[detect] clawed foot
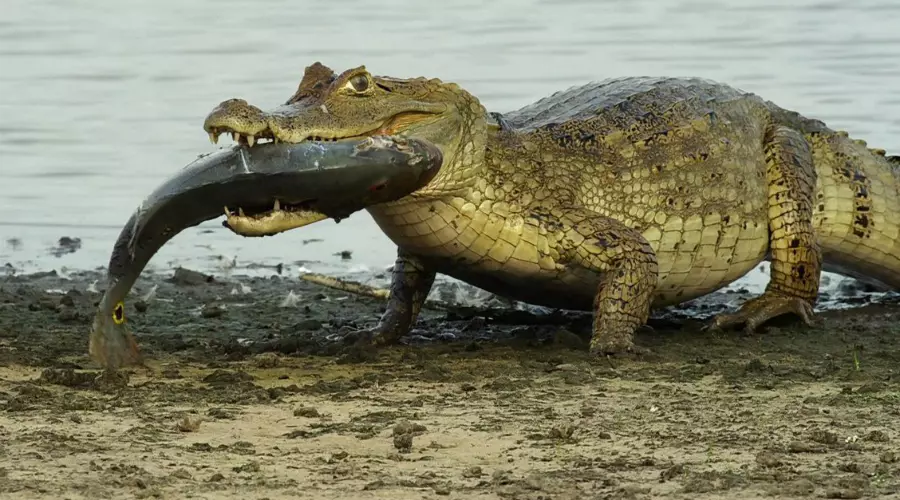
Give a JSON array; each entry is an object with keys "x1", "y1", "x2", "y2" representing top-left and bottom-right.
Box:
[
  {"x1": 330, "y1": 328, "x2": 375, "y2": 346},
  {"x1": 704, "y1": 292, "x2": 815, "y2": 334},
  {"x1": 588, "y1": 334, "x2": 651, "y2": 357},
  {"x1": 329, "y1": 326, "x2": 402, "y2": 347}
]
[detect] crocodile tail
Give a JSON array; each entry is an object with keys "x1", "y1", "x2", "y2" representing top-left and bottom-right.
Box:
[{"x1": 808, "y1": 131, "x2": 900, "y2": 289}]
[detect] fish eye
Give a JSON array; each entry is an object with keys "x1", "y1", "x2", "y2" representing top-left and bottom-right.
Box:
[
  {"x1": 345, "y1": 74, "x2": 370, "y2": 93},
  {"x1": 112, "y1": 302, "x2": 125, "y2": 325}
]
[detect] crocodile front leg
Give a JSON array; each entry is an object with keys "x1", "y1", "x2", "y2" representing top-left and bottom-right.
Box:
[
  {"x1": 369, "y1": 248, "x2": 436, "y2": 345},
  {"x1": 709, "y1": 125, "x2": 822, "y2": 332},
  {"x1": 561, "y1": 212, "x2": 660, "y2": 354}
]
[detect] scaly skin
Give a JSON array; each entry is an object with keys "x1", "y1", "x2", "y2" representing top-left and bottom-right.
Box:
[{"x1": 203, "y1": 62, "x2": 900, "y2": 355}]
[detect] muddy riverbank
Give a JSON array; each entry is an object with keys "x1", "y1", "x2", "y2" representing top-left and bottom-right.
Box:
[{"x1": 1, "y1": 266, "x2": 899, "y2": 499}]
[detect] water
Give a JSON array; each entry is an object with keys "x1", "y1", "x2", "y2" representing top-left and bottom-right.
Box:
[{"x1": 2, "y1": 0, "x2": 899, "y2": 298}]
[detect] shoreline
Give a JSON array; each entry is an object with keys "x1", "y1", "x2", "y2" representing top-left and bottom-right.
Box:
[{"x1": 1, "y1": 264, "x2": 899, "y2": 499}]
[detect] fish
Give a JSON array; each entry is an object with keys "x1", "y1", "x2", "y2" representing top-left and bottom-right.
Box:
[{"x1": 89, "y1": 136, "x2": 442, "y2": 370}]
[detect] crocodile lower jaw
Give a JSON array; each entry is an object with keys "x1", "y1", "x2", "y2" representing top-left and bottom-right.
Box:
[{"x1": 223, "y1": 200, "x2": 326, "y2": 237}]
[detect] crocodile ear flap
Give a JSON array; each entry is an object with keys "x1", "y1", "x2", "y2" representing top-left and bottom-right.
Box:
[{"x1": 286, "y1": 62, "x2": 336, "y2": 105}]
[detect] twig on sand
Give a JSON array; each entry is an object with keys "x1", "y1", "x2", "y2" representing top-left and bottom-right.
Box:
[
  {"x1": 299, "y1": 273, "x2": 391, "y2": 300},
  {"x1": 299, "y1": 273, "x2": 458, "y2": 312}
]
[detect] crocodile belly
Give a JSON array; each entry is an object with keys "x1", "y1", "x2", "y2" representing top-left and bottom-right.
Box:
[
  {"x1": 368, "y1": 199, "x2": 601, "y2": 310},
  {"x1": 644, "y1": 210, "x2": 770, "y2": 306}
]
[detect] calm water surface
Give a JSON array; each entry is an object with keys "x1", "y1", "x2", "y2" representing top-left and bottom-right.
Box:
[{"x1": 2, "y1": 0, "x2": 899, "y2": 295}]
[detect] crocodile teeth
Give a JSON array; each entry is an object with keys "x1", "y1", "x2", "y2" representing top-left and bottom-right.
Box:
[
  {"x1": 238, "y1": 207, "x2": 245, "y2": 217},
  {"x1": 224, "y1": 206, "x2": 230, "y2": 216},
  {"x1": 247, "y1": 135, "x2": 255, "y2": 147},
  {"x1": 232, "y1": 132, "x2": 240, "y2": 143},
  {"x1": 209, "y1": 132, "x2": 218, "y2": 145},
  {"x1": 273, "y1": 199, "x2": 280, "y2": 211}
]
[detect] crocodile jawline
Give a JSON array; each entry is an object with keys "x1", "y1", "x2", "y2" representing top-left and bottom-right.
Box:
[{"x1": 208, "y1": 111, "x2": 435, "y2": 147}]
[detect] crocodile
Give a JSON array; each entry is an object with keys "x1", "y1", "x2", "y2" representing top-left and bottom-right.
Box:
[{"x1": 203, "y1": 62, "x2": 900, "y2": 355}]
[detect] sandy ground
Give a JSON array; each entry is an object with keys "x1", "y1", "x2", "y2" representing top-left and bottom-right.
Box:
[{"x1": 1, "y1": 266, "x2": 899, "y2": 499}]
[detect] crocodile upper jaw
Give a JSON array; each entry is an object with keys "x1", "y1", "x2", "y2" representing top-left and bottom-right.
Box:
[{"x1": 203, "y1": 99, "x2": 441, "y2": 147}]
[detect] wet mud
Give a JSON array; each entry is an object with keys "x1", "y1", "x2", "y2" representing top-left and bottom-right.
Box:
[{"x1": 1, "y1": 267, "x2": 899, "y2": 499}]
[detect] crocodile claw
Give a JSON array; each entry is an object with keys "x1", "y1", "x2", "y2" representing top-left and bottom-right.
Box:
[
  {"x1": 326, "y1": 328, "x2": 375, "y2": 345},
  {"x1": 588, "y1": 338, "x2": 651, "y2": 357},
  {"x1": 706, "y1": 292, "x2": 816, "y2": 335}
]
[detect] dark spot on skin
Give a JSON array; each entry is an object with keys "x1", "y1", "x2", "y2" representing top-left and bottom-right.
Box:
[
  {"x1": 855, "y1": 214, "x2": 870, "y2": 228},
  {"x1": 857, "y1": 206, "x2": 870, "y2": 212},
  {"x1": 790, "y1": 238, "x2": 800, "y2": 248},
  {"x1": 818, "y1": 204, "x2": 825, "y2": 212},
  {"x1": 723, "y1": 215, "x2": 730, "y2": 224},
  {"x1": 856, "y1": 186, "x2": 868, "y2": 198},
  {"x1": 797, "y1": 265, "x2": 806, "y2": 279},
  {"x1": 853, "y1": 229, "x2": 865, "y2": 238}
]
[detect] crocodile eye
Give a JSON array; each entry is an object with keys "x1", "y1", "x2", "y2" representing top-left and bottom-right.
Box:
[{"x1": 348, "y1": 74, "x2": 369, "y2": 93}]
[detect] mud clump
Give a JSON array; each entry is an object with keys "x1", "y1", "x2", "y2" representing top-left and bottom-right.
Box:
[
  {"x1": 202, "y1": 370, "x2": 254, "y2": 385},
  {"x1": 293, "y1": 406, "x2": 320, "y2": 418},
  {"x1": 392, "y1": 419, "x2": 427, "y2": 453},
  {"x1": 39, "y1": 368, "x2": 97, "y2": 389},
  {"x1": 168, "y1": 267, "x2": 214, "y2": 286},
  {"x1": 48, "y1": 236, "x2": 82, "y2": 257}
]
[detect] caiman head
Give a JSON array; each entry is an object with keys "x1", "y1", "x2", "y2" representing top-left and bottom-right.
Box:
[{"x1": 203, "y1": 62, "x2": 488, "y2": 197}]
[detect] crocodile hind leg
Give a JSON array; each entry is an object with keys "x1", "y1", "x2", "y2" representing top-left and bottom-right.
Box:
[
  {"x1": 709, "y1": 125, "x2": 822, "y2": 333},
  {"x1": 562, "y1": 212, "x2": 659, "y2": 354},
  {"x1": 360, "y1": 248, "x2": 436, "y2": 346}
]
